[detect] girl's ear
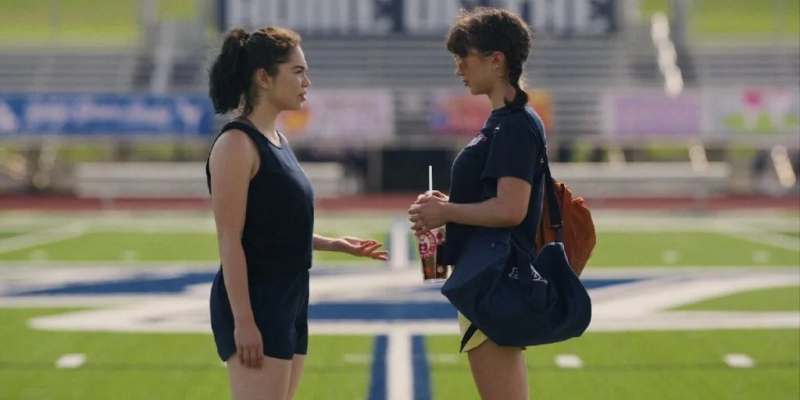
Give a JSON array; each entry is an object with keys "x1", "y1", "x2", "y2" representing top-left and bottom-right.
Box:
[
  {"x1": 256, "y1": 68, "x2": 273, "y2": 90},
  {"x1": 491, "y1": 51, "x2": 507, "y2": 77},
  {"x1": 491, "y1": 51, "x2": 506, "y2": 70}
]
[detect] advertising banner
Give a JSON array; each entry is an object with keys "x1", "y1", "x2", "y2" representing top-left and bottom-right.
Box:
[
  {"x1": 601, "y1": 90, "x2": 702, "y2": 136},
  {"x1": 0, "y1": 93, "x2": 214, "y2": 136},
  {"x1": 702, "y1": 87, "x2": 799, "y2": 136},
  {"x1": 428, "y1": 88, "x2": 553, "y2": 135},
  {"x1": 603, "y1": 88, "x2": 800, "y2": 137},
  {"x1": 277, "y1": 89, "x2": 395, "y2": 141}
]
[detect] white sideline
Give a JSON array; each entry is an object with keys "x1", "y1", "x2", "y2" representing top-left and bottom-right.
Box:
[
  {"x1": 55, "y1": 354, "x2": 86, "y2": 369},
  {"x1": 387, "y1": 329, "x2": 413, "y2": 400},
  {"x1": 724, "y1": 354, "x2": 755, "y2": 368},
  {"x1": 0, "y1": 222, "x2": 88, "y2": 254}
]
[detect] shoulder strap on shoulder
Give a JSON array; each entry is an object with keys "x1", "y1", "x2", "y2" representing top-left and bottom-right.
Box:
[
  {"x1": 511, "y1": 108, "x2": 563, "y2": 241},
  {"x1": 221, "y1": 121, "x2": 262, "y2": 140},
  {"x1": 206, "y1": 120, "x2": 265, "y2": 173}
]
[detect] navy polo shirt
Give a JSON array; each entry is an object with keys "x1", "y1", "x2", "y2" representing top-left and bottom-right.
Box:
[{"x1": 443, "y1": 105, "x2": 546, "y2": 266}]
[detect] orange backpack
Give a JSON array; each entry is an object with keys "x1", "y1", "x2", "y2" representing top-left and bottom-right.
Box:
[
  {"x1": 515, "y1": 108, "x2": 597, "y2": 276},
  {"x1": 534, "y1": 178, "x2": 596, "y2": 276}
]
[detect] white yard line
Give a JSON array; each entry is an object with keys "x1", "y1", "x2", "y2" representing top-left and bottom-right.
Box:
[
  {"x1": 724, "y1": 354, "x2": 755, "y2": 368},
  {"x1": 555, "y1": 354, "x2": 584, "y2": 369},
  {"x1": 28, "y1": 313, "x2": 800, "y2": 335},
  {"x1": 0, "y1": 216, "x2": 387, "y2": 235},
  {"x1": 0, "y1": 260, "x2": 380, "y2": 270},
  {"x1": 309, "y1": 269, "x2": 423, "y2": 303},
  {"x1": 343, "y1": 354, "x2": 371, "y2": 364},
  {"x1": 387, "y1": 329, "x2": 413, "y2": 400},
  {"x1": 0, "y1": 222, "x2": 89, "y2": 254},
  {"x1": 593, "y1": 214, "x2": 800, "y2": 233},
  {"x1": 427, "y1": 354, "x2": 458, "y2": 363},
  {"x1": 593, "y1": 273, "x2": 799, "y2": 315},
  {"x1": 0, "y1": 215, "x2": 216, "y2": 233},
  {"x1": 717, "y1": 228, "x2": 800, "y2": 252},
  {"x1": 588, "y1": 311, "x2": 800, "y2": 332},
  {"x1": 86, "y1": 218, "x2": 215, "y2": 233},
  {"x1": 55, "y1": 354, "x2": 86, "y2": 369},
  {"x1": 13, "y1": 267, "x2": 800, "y2": 334}
]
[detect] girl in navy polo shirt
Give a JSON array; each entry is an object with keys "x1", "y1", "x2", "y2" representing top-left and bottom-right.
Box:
[{"x1": 408, "y1": 8, "x2": 545, "y2": 400}]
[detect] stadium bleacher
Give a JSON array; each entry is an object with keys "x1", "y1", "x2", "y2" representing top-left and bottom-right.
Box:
[{"x1": 0, "y1": 1, "x2": 797, "y2": 199}]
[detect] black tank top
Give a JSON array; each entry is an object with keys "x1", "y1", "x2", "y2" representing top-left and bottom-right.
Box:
[{"x1": 206, "y1": 121, "x2": 315, "y2": 279}]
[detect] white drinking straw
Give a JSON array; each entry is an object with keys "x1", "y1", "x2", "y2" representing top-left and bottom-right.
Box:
[{"x1": 428, "y1": 165, "x2": 433, "y2": 193}]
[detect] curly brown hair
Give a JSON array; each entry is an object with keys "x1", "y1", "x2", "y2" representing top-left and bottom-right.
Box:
[{"x1": 445, "y1": 7, "x2": 532, "y2": 107}]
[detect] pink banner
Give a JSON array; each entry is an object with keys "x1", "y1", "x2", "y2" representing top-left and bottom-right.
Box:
[
  {"x1": 602, "y1": 91, "x2": 702, "y2": 136},
  {"x1": 277, "y1": 89, "x2": 394, "y2": 142},
  {"x1": 429, "y1": 89, "x2": 553, "y2": 135}
]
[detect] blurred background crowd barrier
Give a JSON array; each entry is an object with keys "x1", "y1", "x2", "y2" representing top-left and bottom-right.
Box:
[{"x1": 0, "y1": 0, "x2": 797, "y2": 205}]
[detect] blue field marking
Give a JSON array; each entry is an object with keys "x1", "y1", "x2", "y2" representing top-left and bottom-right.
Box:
[
  {"x1": 367, "y1": 335, "x2": 388, "y2": 400},
  {"x1": 9, "y1": 268, "x2": 350, "y2": 296},
  {"x1": 13, "y1": 272, "x2": 217, "y2": 295},
  {"x1": 9, "y1": 271, "x2": 644, "y2": 322},
  {"x1": 582, "y1": 278, "x2": 642, "y2": 290},
  {"x1": 11, "y1": 269, "x2": 643, "y2": 298},
  {"x1": 308, "y1": 302, "x2": 457, "y2": 320},
  {"x1": 412, "y1": 278, "x2": 642, "y2": 293},
  {"x1": 412, "y1": 336, "x2": 432, "y2": 400}
]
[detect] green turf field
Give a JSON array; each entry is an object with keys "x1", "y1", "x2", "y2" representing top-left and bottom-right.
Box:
[
  {"x1": 0, "y1": 309, "x2": 373, "y2": 400},
  {"x1": 0, "y1": 0, "x2": 197, "y2": 45},
  {"x1": 2, "y1": 309, "x2": 798, "y2": 400},
  {"x1": 0, "y1": 212, "x2": 394, "y2": 263},
  {"x1": 0, "y1": 210, "x2": 797, "y2": 400},
  {"x1": 0, "y1": 212, "x2": 797, "y2": 267},
  {"x1": 428, "y1": 329, "x2": 800, "y2": 400},
  {"x1": 590, "y1": 231, "x2": 799, "y2": 267},
  {"x1": 640, "y1": 0, "x2": 800, "y2": 37},
  {"x1": 0, "y1": 229, "x2": 796, "y2": 266},
  {"x1": 675, "y1": 285, "x2": 800, "y2": 312}
]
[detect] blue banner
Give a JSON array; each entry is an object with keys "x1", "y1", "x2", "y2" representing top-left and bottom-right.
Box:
[{"x1": 0, "y1": 93, "x2": 214, "y2": 136}]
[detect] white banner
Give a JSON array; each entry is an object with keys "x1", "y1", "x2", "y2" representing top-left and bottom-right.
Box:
[
  {"x1": 276, "y1": 89, "x2": 395, "y2": 142},
  {"x1": 702, "y1": 87, "x2": 800, "y2": 136},
  {"x1": 602, "y1": 87, "x2": 800, "y2": 137}
]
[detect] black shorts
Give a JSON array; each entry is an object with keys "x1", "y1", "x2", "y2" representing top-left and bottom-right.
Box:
[{"x1": 209, "y1": 268, "x2": 310, "y2": 361}]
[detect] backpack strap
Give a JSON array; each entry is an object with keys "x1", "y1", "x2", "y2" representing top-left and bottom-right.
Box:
[{"x1": 510, "y1": 108, "x2": 563, "y2": 243}]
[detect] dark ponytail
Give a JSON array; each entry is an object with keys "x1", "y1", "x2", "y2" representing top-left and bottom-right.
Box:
[
  {"x1": 208, "y1": 26, "x2": 301, "y2": 115},
  {"x1": 506, "y1": 60, "x2": 529, "y2": 107},
  {"x1": 209, "y1": 28, "x2": 249, "y2": 114},
  {"x1": 445, "y1": 7, "x2": 533, "y2": 108}
]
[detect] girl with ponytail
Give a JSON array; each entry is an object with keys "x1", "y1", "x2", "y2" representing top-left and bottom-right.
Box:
[
  {"x1": 408, "y1": 7, "x2": 545, "y2": 400},
  {"x1": 206, "y1": 27, "x2": 388, "y2": 400}
]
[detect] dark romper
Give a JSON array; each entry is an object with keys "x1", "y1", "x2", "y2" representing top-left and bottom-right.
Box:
[
  {"x1": 207, "y1": 121, "x2": 315, "y2": 361},
  {"x1": 443, "y1": 105, "x2": 546, "y2": 351}
]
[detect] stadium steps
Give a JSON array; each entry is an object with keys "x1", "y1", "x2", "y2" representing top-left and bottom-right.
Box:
[
  {"x1": 692, "y1": 42, "x2": 800, "y2": 85},
  {"x1": 0, "y1": 49, "x2": 137, "y2": 92}
]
